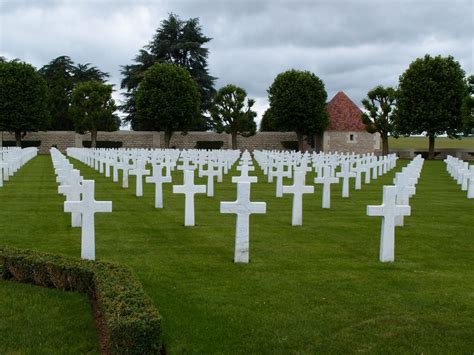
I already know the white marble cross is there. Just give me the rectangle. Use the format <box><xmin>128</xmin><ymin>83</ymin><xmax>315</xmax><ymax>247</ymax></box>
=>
<box><xmin>220</xmin><ymin>182</ymin><xmax>266</xmax><ymax>263</ymax></box>
<box><xmin>232</xmin><ymin>163</ymin><xmax>257</xmax><ymax>184</ymax></box>
<box><xmin>64</xmin><ymin>180</ymin><xmax>112</xmax><ymax>260</ymax></box>
<box><xmin>173</xmin><ymin>170</ymin><xmax>206</xmax><ymax>226</ymax></box>
<box><xmin>282</xmin><ymin>170</ymin><xmax>314</xmax><ymax>225</ymax></box>
<box><xmin>145</xmin><ymin>164</ymin><xmax>172</xmax><ymax>208</ymax></box>
<box><xmin>468</xmin><ymin>166</ymin><xmax>474</xmax><ymax>199</ymax></box>
<box><xmin>393</xmin><ymin>173</ymin><xmax>416</xmax><ymax>226</ymax></box>
<box><xmin>273</xmin><ymin>162</ymin><xmax>292</xmax><ymax>197</ymax></box>
<box><xmin>314</xmin><ymin>165</ymin><xmax>339</xmax><ymax>208</ymax></box>
<box><xmin>336</xmin><ymin>162</ymin><xmax>356</xmax><ymax>198</ymax></box>
<box><xmin>58</xmin><ymin>169</ymin><xmax>83</xmax><ymax>227</ymax></box>
<box><xmin>201</xmin><ymin>162</ymin><xmax>220</xmax><ymax>197</ymax></box>
<box><xmin>129</xmin><ymin>159</ymin><xmax>150</xmax><ymax>197</ymax></box>
<box><xmin>367</xmin><ymin>185</ymin><xmax>411</xmax><ymax>262</ymax></box>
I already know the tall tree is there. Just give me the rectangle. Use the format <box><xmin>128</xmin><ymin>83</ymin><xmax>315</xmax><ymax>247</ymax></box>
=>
<box><xmin>361</xmin><ymin>86</ymin><xmax>397</xmax><ymax>155</ymax></box>
<box><xmin>121</xmin><ymin>13</ymin><xmax>215</xmax><ymax>130</ymax></box>
<box><xmin>39</xmin><ymin>56</ymin><xmax>76</xmax><ymax>130</ymax></box>
<box><xmin>135</xmin><ymin>63</ymin><xmax>200</xmax><ymax>148</ymax></box>
<box><xmin>0</xmin><ymin>60</ymin><xmax>49</xmax><ymax>146</ymax></box>
<box><xmin>73</xmin><ymin>63</ymin><xmax>110</xmax><ymax>83</ymax></box>
<box><xmin>267</xmin><ymin>69</ymin><xmax>328</xmax><ymax>151</ymax></box>
<box><xmin>210</xmin><ymin>84</ymin><xmax>257</xmax><ymax>149</ymax></box>
<box><xmin>395</xmin><ymin>55</ymin><xmax>466</xmax><ymax>159</ymax></box>
<box><xmin>461</xmin><ymin>75</ymin><xmax>474</xmax><ymax>135</ymax></box>
<box><xmin>70</xmin><ymin>81</ymin><xmax>118</xmax><ymax>148</ymax></box>
<box><xmin>40</xmin><ymin>56</ymin><xmax>111</xmax><ymax>131</ymax></box>
<box><xmin>260</xmin><ymin>107</ymin><xmax>279</xmax><ymax>132</ymax></box>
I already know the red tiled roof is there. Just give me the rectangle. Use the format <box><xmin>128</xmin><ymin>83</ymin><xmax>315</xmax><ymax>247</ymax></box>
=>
<box><xmin>326</xmin><ymin>91</ymin><xmax>366</xmax><ymax>131</ymax></box>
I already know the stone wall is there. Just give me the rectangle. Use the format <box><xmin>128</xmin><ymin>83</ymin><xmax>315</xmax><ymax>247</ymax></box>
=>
<box><xmin>324</xmin><ymin>131</ymin><xmax>381</xmax><ymax>154</ymax></box>
<box><xmin>1</xmin><ymin>130</ymin><xmax>379</xmax><ymax>154</ymax></box>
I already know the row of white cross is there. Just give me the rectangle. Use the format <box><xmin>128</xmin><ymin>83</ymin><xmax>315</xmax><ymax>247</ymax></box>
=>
<box><xmin>0</xmin><ymin>147</ymin><xmax>38</xmax><ymax>187</ymax></box>
<box><xmin>63</xmin><ymin>147</ymin><xmax>416</xmax><ymax>264</ymax></box>
<box><xmin>367</xmin><ymin>155</ymin><xmax>424</xmax><ymax>262</ymax></box>
<box><xmin>51</xmin><ymin>148</ymin><xmax>112</xmax><ymax>261</ymax></box>
<box><xmin>444</xmin><ymin>155</ymin><xmax>474</xmax><ymax>198</ymax></box>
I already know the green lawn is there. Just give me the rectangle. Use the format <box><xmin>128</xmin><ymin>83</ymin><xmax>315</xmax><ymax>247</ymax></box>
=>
<box><xmin>389</xmin><ymin>136</ymin><xmax>474</xmax><ymax>149</ymax></box>
<box><xmin>0</xmin><ymin>280</ymin><xmax>99</xmax><ymax>354</ymax></box>
<box><xmin>0</xmin><ymin>155</ymin><xmax>473</xmax><ymax>353</ymax></box>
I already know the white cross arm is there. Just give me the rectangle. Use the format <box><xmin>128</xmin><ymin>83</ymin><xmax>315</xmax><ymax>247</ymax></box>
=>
<box><xmin>220</xmin><ymin>201</ymin><xmax>266</xmax><ymax>215</ymax></box>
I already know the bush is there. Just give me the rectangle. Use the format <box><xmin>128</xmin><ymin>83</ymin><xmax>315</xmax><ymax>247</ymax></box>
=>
<box><xmin>0</xmin><ymin>246</ymin><xmax>162</xmax><ymax>354</ymax></box>
<box><xmin>2</xmin><ymin>140</ymin><xmax>41</xmax><ymax>148</ymax></box>
<box><xmin>281</xmin><ymin>141</ymin><xmax>299</xmax><ymax>151</ymax></box>
<box><xmin>82</xmin><ymin>141</ymin><xmax>123</xmax><ymax>149</ymax></box>
<box><xmin>195</xmin><ymin>141</ymin><xmax>224</xmax><ymax>150</ymax></box>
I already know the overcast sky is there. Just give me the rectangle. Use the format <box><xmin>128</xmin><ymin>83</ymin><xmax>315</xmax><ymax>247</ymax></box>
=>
<box><xmin>1</xmin><ymin>0</ymin><xmax>472</xmax><ymax>128</ymax></box>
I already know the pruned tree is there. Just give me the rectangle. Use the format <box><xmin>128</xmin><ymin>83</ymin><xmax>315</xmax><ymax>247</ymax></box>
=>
<box><xmin>0</xmin><ymin>60</ymin><xmax>49</xmax><ymax>146</ymax></box>
<box><xmin>395</xmin><ymin>55</ymin><xmax>466</xmax><ymax>159</ymax></box>
<box><xmin>70</xmin><ymin>81</ymin><xmax>118</xmax><ymax>148</ymax></box>
<box><xmin>267</xmin><ymin>69</ymin><xmax>328</xmax><ymax>151</ymax></box>
<box><xmin>259</xmin><ymin>107</ymin><xmax>279</xmax><ymax>132</ymax></box>
<box><xmin>121</xmin><ymin>13</ymin><xmax>215</xmax><ymax>130</ymax></box>
<box><xmin>361</xmin><ymin>86</ymin><xmax>397</xmax><ymax>155</ymax></box>
<box><xmin>135</xmin><ymin>63</ymin><xmax>200</xmax><ymax>148</ymax></box>
<box><xmin>461</xmin><ymin>75</ymin><xmax>474</xmax><ymax>135</ymax></box>
<box><xmin>210</xmin><ymin>84</ymin><xmax>257</xmax><ymax>149</ymax></box>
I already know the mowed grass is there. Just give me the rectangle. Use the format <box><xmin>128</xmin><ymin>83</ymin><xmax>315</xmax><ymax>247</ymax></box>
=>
<box><xmin>0</xmin><ymin>280</ymin><xmax>99</xmax><ymax>354</ymax></box>
<box><xmin>0</xmin><ymin>155</ymin><xmax>473</xmax><ymax>353</ymax></box>
<box><xmin>389</xmin><ymin>136</ymin><xmax>474</xmax><ymax>149</ymax></box>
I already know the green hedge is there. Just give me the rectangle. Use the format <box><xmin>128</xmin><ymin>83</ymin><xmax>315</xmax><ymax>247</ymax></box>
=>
<box><xmin>0</xmin><ymin>246</ymin><xmax>162</xmax><ymax>354</ymax></box>
<box><xmin>195</xmin><ymin>140</ymin><xmax>224</xmax><ymax>150</ymax></box>
<box><xmin>281</xmin><ymin>141</ymin><xmax>299</xmax><ymax>151</ymax></box>
<box><xmin>82</xmin><ymin>141</ymin><xmax>123</xmax><ymax>149</ymax></box>
<box><xmin>2</xmin><ymin>140</ymin><xmax>42</xmax><ymax>148</ymax></box>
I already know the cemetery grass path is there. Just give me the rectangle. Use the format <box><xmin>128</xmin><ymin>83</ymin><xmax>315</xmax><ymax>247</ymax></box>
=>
<box><xmin>1</xmin><ymin>155</ymin><xmax>473</xmax><ymax>353</ymax></box>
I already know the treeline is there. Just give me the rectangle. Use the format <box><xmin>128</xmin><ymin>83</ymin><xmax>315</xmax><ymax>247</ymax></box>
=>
<box><xmin>0</xmin><ymin>13</ymin><xmax>472</xmax><ymax>157</ymax></box>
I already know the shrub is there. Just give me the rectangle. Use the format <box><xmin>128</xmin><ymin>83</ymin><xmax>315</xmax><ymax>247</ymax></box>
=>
<box><xmin>281</xmin><ymin>141</ymin><xmax>299</xmax><ymax>151</ymax></box>
<box><xmin>0</xmin><ymin>246</ymin><xmax>162</xmax><ymax>354</ymax></box>
<box><xmin>82</xmin><ymin>140</ymin><xmax>123</xmax><ymax>149</ymax></box>
<box><xmin>195</xmin><ymin>140</ymin><xmax>224</xmax><ymax>150</ymax></box>
<box><xmin>2</xmin><ymin>140</ymin><xmax>42</xmax><ymax>148</ymax></box>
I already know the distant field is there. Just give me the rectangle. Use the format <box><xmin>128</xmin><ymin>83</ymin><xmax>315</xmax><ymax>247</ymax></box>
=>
<box><xmin>389</xmin><ymin>136</ymin><xmax>474</xmax><ymax>150</ymax></box>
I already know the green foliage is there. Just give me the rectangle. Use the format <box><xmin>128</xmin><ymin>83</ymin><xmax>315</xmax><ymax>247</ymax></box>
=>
<box><xmin>195</xmin><ymin>141</ymin><xmax>224</xmax><ymax>149</ymax></box>
<box><xmin>395</xmin><ymin>55</ymin><xmax>466</xmax><ymax>138</ymax></box>
<box><xmin>70</xmin><ymin>81</ymin><xmax>119</xmax><ymax>142</ymax></box>
<box><xmin>0</xmin><ymin>60</ymin><xmax>49</xmax><ymax>142</ymax></box>
<box><xmin>0</xmin><ymin>246</ymin><xmax>162</xmax><ymax>354</ymax></box>
<box><xmin>40</xmin><ymin>56</ymin><xmax>110</xmax><ymax>131</ymax></box>
<box><xmin>281</xmin><ymin>141</ymin><xmax>299</xmax><ymax>151</ymax></box>
<box><xmin>210</xmin><ymin>84</ymin><xmax>256</xmax><ymax>148</ymax></box>
<box><xmin>267</xmin><ymin>69</ymin><xmax>328</xmax><ymax>149</ymax></box>
<box><xmin>135</xmin><ymin>63</ymin><xmax>200</xmax><ymax>146</ymax></box>
<box><xmin>260</xmin><ymin>107</ymin><xmax>280</xmax><ymax>131</ymax></box>
<box><xmin>461</xmin><ymin>75</ymin><xmax>474</xmax><ymax>135</ymax></box>
<box><xmin>361</xmin><ymin>86</ymin><xmax>397</xmax><ymax>154</ymax></box>
<box><xmin>121</xmin><ymin>13</ymin><xmax>215</xmax><ymax>130</ymax></box>
<box><xmin>82</xmin><ymin>141</ymin><xmax>123</xmax><ymax>149</ymax></box>
<box><xmin>2</xmin><ymin>140</ymin><xmax>42</xmax><ymax>148</ymax></box>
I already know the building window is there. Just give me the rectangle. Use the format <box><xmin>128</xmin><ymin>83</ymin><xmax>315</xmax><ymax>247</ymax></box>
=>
<box><xmin>347</xmin><ymin>133</ymin><xmax>357</xmax><ymax>143</ymax></box>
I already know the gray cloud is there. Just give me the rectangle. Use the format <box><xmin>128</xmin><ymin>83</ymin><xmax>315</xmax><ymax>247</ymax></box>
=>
<box><xmin>1</xmin><ymin>0</ymin><xmax>472</xmax><ymax>125</ymax></box>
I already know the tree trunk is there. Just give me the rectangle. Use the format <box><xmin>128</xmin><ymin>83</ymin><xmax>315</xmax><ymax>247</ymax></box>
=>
<box><xmin>91</xmin><ymin>130</ymin><xmax>97</xmax><ymax>148</ymax></box>
<box><xmin>231</xmin><ymin>132</ymin><xmax>238</xmax><ymax>150</ymax></box>
<box><xmin>315</xmin><ymin>132</ymin><xmax>324</xmax><ymax>152</ymax></box>
<box><xmin>382</xmin><ymin>134</ymin><xmax>389</xmax><ymax>155</ymax></box>
<box><xmin>15</xmin><ymin>131</ymin><xmax>21</xmax><ymax>147</ymax></box>
<box><xmin>428</xmin><ymin>134</ymin><xmax>435</xmax><ymax>159</ymax></box>
<box><xmin>296</xmin><ymin>132</ymin><xmax>304</xmax><ymax>152</ymax></box>
<box><xmin>164</xmin><ymin>130</ymin><xmax>172</xmax><ymax>149</ymax></box>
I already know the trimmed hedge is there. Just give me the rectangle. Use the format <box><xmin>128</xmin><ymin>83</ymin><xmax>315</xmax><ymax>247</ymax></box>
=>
<box><xmin>83</xmin><ymin>141</ymin><xmax>123</xmax><ymax>149</ymax></box>
<box><xmin>2</xmin><ymin>140</ymin><xmax>42</xmax><ymax>148</ymax></box>
<box><xmin>195</xmin><ymin>140</ymin><xmax>224</xmax><ymax>150</ymax></box>
<box><xmin>0</xmin><ymin>246</ymin><xmax>162</xmax><ymax>354</ymax></box>
<box><xmin>281</xmin><ymin>141</ymin><xmax>299</xmax><ymax>151</ymax></box>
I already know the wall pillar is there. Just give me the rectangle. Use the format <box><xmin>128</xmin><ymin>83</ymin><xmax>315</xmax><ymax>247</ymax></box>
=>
<box><xmin>152</xmin><ymin>132</ymin><xmax>161</xmax><ymax>148</ymax></box>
